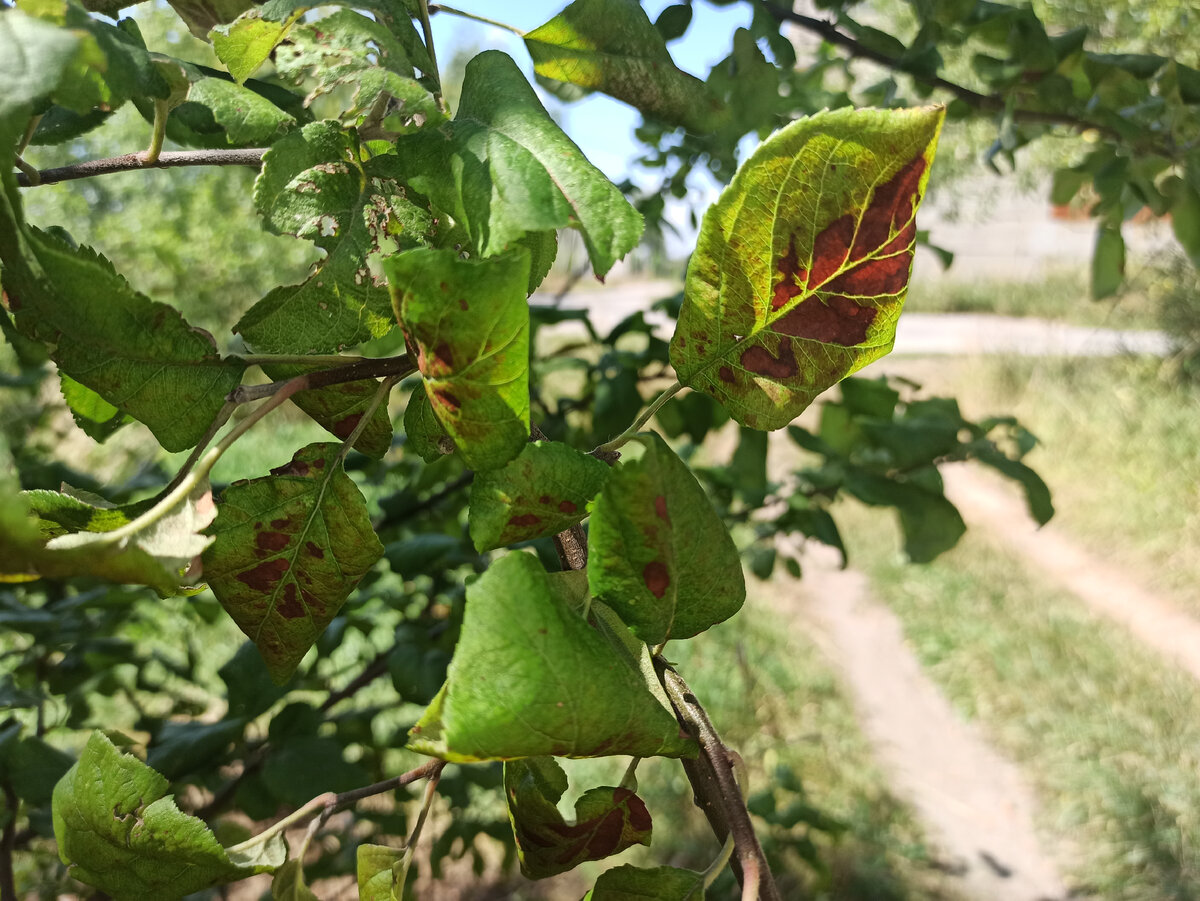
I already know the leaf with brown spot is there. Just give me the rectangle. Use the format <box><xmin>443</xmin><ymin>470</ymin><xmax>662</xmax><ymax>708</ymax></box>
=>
<box><xmin>258</xmin><ymin>362</ymin><xmax>393</xmax><ymax>459</ymax></box>
<box><xmin>202</xmin><ymin>442</ymin><xmax>383</xmax><ymax>683</ymax></box>
<box><xmin>588</xmin><ymin>432</ymin><xmax>744</xmax><ymax>644</ymax></box>
<box><xmin>504</xmin><ymin>756</ymin><xmax>652</xmax><ymax>879</ymax></box>
<box><xmin>385</xmin><ymin>246</ymin><xmax>531</xmax><ymax>471</ymax></box>
<box><xmin>670</xmin><ymin>106</ymin><xmax>945</xmax><ymax>430</ymax></box>
<box><xmin>468</xmin><ymin>441</ymin><xmax>610</xmax><ymax>551</ymax></box>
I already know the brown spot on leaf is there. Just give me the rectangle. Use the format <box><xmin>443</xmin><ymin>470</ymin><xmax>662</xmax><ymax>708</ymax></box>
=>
<box><xmin>332</xmin><ymin>413</ymin><xmax>362</xmax><ymax>439</ymax></box>
<box><xmin>740</xmin><ymin>340</ymin><xmax>799</xmax><ymax>379</ymax></box>
<box><xmin>271</xmin><ymin>518</ymin><xmax>290</xmax><ymax>530</ymax></box>
<box><xmin>271</xmin><ymin>458</ymin><xmax>310</xmax><ymax>477</ymax></box>
<box><xmin>558</xmin><ymin>500</ymin><xmax>578</xmax><ymax>514</ymax></box>
<box><xmin>433</xmin><ymin>389</ymin><xmax>461</xmax><ymax>411</ymax></box>
<box><xmin>458</xmin><ymin>298</ymin><xmax>469</xmax><ymax>311</ymax></box>
<box><xmin>236</xmin><ymin>558</ymin><xmax>290</xmax><ymax>592</ymax></box>
<box><xmin>539</xmin><ymin>495</ymin><xmax>553</xmax><ymax>505</ymax></box>
<box><xmin>771</xmin><ymin>238</ymin><xmax>808</xmax><ymax>310</ymax></box>
<box><xmin>654</xmin><ymin>495</ymin><xmax>669</xmax><ymax>523</ymax></box>
<box><xmin>276</xmin><ymin>583</ymin><xmax>305</xmax><ymax>619</ymax></box>
<box><xmin>718</xmin><ymin>365</ymin><xmax>735</xmax><ymax>384</ymax></box>
<box><xmin>305</xmin><ymin>541</ymin><xmax>325</xmax><ymax>559</ymax></box>
<box><xmin>643</xmin><ymin>561</ymin><xmax>669</xmax><ymax>598</ymax></box>
<box><xmin>508</xmin><ymin>513</ymin><xmax>541</xmax><ymax>527</ymax></box>
<box><xmin>615</xmin><ymin>788</ymin><xmax>652</xmax><ymax>832</ymax></box>
<box><xmin>775</xmin><ymin>295</ymin><xmax>877</xmax><ymax>346</ymax></box>
<box><xmin>256</xmin><ymin>531</ymin><xmax>290</xmax><ymax>552</ymax></box>
<box><xmin>808</xmin><ymin>214</ymin><xmax>855</xmax><ymax>287</ymax></box>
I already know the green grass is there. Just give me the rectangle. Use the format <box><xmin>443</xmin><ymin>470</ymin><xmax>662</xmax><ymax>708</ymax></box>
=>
<box><xmin>838</xmin><ymin>500</ymin><xmax>1200</xmax><ymax>900</ymax></box>
<box><xmin>907</xmin><ymin>268</ymin><xmax>1160</xmax><ymax>329</ymax></box>
<box><xmin>915</xmin><ymin>355</ymin><xmax>1200</xmax><ymax>611</ymax></box>
<box><xmin>558</xmin><ymin>602</ymin><xmax>962</xmax><ymax>900</ymax></box>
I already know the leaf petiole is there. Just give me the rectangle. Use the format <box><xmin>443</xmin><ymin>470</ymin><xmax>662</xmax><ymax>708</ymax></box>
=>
<box><xmin>141</xmin><ymin>99</ymin><xmax>169</xmax><ymax>165</ymax></box>
<box><xmin>594</xmin><ymin>381</ymin><xmax>686</xmax><ymax>455</ymax></box>
<box><xmin>335</xmin><ymin>374</ymin><xmax>400</xmax><ymax>464</ymax></box>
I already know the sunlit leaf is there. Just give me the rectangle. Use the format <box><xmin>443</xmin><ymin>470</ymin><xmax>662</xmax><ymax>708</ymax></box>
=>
<box><xmin>0</xmin><ymin>9</ymin><xmax>82</xmax><ymax>121</ymax></box>
<box><xmin>525</xmin><ymin>0</ymin><xmax>722</xmax><ymax>132</ymax></box>
<box><xmin>203</xmin><ymin>442</ymin><xmax>385</xmax><ymax>683</ymax></box>
<box><xmin>505</xmin><ymin>756</ymin><xmax>651</xmax><ymax>879</ymax></box>
<box><xmin>52</xmin><ymin>732</ymin><xmax>274</xmax><ymax>898</ymax></box>
<box><xmin>392</xmin><ymin>50</ymin><xmax>643</xmax><ymax>278</ymax></box>
<box><xmin>260</xmin><ymin>362</ymin><xmax>393</xmax><ymax>458</ymax></box>
<box><xmin>588</xmin><ymin>432</ymin><xmax>745</xmax><ymax>644</ymax></box>
<box><xmin>670</xmin><ymin>106</ymin><xmax>945</xmax><ymax>430</ymax></box>
<box><xmin>357</xmin><ymin>843</ymin><xmax>411</xmax><ymax>901</ymax></box>
<box><xmin>468</xmin><ymin>441</ymin><xmax>610</xmax><ymax>551</ymax></box>
<box><xmin>406</xmin><ymin>552</ymin><xmax>695</xmax><ymax>761</ymax></box>
<box><xmin>385</xmin><ymin>246</ymin><xmax>530</xmax><ymax>471</ymax></box>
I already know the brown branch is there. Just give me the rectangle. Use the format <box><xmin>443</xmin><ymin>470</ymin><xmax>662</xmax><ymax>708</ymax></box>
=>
<box><xmin>320</xmin><ymin>647</ymin><xmax>392</xmax><ymax>713</ymax></box>
<box><xmin>656</xmin><ymin>659</ymin><xmax>783</xmax><ymax>901</ymax></box>
<box><xmin>15</xmin><ymin>148</ymin><xmax>266</xmax><ymax>187</ymax></box>
<box><xmin>0</xmin><ymin>783</ymin><xmax>18</xmax><ymax>901</ymax></box>
<box><xmin>228</xmin><ymin>354</ymin><xmax>417</xmax><ymax>404</ymax></box>
<box><xmin>760</xmin><ymin>1</ymin><xmax>1128</xmax><ymax>143</ymax></box>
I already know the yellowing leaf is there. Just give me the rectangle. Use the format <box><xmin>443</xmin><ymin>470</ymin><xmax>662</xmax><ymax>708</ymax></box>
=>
<box><xmin>670</xmin><ymin>106</ymin><xmax>945</xmax><ymax>430</ymax></box>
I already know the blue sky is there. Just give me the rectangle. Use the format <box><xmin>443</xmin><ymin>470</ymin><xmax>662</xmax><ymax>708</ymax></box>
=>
<box><xmin>429</xmin><ymin>1</ymin><xmax>753</xmax><ymax>185</ymax></box>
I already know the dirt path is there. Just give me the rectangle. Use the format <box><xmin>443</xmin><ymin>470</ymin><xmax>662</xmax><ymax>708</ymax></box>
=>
<box><xmin>783</xmin><ymin>547</ymin><xmax>1072</xmax><ymax>901</ymax></box>
<box><xmin>942</xmin><ymin>465</ymin><xmax>1200</xmax><ymax>684</ymax></box>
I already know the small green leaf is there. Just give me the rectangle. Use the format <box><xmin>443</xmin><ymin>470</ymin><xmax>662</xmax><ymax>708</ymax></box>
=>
<box><xmin>212</xmin><ymin>13</ymin><xmax>300</xmax><ymax>83</ymax></box>
<box><xmin>525</xmin><ymin>0</ymin><xmax>721</xmax><ymax>132</ymax></box>
<box><xmin>844</xmin><ymin>469</ymin><xmax>965</xmax><ymax>562</ymax></box>
<box><xmin>385</xmin><ymin>246</ymin><xmax>531</xmax><ymax>471</ymax></box>
<box><xmin>584</xmin><ymin>864</ymin><xmax>706</xmax><ymax>900</ymax></box>
<box><xmin>588</xmin><ymin>432</ymin><xmax>745</xmax><ymax>645</ymax></box>
<box><xmin>236</xmin><ymin>121</ymin><xmax>436</xmax><ymax>354</ymax></box>
<box><xmin>469</xmin><ymin>441</ymin><xmax>610</xmax><ymax>551</ymax></box>
<box><xmin>505</xmin><ymin>756</ymin><xmax>652</xmax><ymax>879</ymax></box>
<box><xmin>184</xmin><ymin>77</ymin><xmax>294</xmax><ymax>144</ymax></box>
<box><xmin>271</xmin><ymin>859</ymin><xmax>320</xmax><ymax>901</ymax></box>
<box><xmin>670</xmin><ymin>106</ymin><xmax>945</xmax><ymax>430</ymax></box>
<box><xmin>973</xmin><ymin>450</ymin><xmax>1054</xmax><ymax>526</ymax></box>
<box><xmin>52</xmin><ymin>732</ymin><xmax>271</xmax><ymax>899</ymax></box>
<box><xmin>393</xmin><ymin>50</ymin><xmax>643</xmax><ymax>278</ymax></box>
<box><xmin>202</xmin><ymin>442</ymin><xmax>385</xmax><ymax>683</ymax></box>
<box><xmin>1170</xmin><ymin>183</ymin><xmax>1200</xmax><ymax>268</ymax></box>
<box><xmin>406</xmin><ymin>552</ymin><xmax>695</xmax><ymax>762</ymax></box>
<box><xmin>357</xmin><ymin>843</ymin><xmax>411</xmax><ymax>901</ymax></box>
<box><xmin>1091</xmin><ymin>223</ymin><xmax>1125</xmax><ymax>300</ymax></box>
<box><xmin>402</xmin><ymin>387</ymin><xmax>452</xmax><ymax>461</ymax></box>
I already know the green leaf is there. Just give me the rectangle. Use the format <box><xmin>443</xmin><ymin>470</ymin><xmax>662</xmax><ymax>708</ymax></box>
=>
<box><xmin>385</xmin><ymin>247</ymin><xmax>531</xmax><ymax>471</ymax></box>
<box><xmin>1091</xmin><ymin>222</ymin><xmax>1125</xmax><ymax>300</ymax></box>
<box><xmin>406</xmin><ymin>552</ymin><xmax>695</xmax><ymax>762</ymax></box>
<box><xmin>273</xmin><ymin>9</ymin><xmax>439</xmax><ymax>128</ymax></box>
<box><xmin>236</xmin><ymin>121</ymin><xmax>436</xmax><ymax>354</ymax></box>
<box><xmin>844</xmin><ymin>469</ymin><xmax>965</xmax><ymax>562</ymax></box>
<box><xmin>669</xmin><ymin>106</ymin><xmax>945</xmax><ymax>430</ymax></box>
<box><xmin>504</xmin><ymin>756</ymin><xmax>652</xmax><ymax>879</ymax></box>
<box><xmin>184</xmin><ymin>76</ymin><xmax>294</xmax><ymax>144</ymax></box>
<box><xmin>972</xmin><ymin>450</ymin><xmax>1054</xmax><ymax>526</ymax></box>
<box><xmin>524</xmin><ymin>0</ymin><xmax>721</xmax><ymax>132</ymax></box>
<box><xmin>0</xmin><ymin>734</ymin><xmax>74</xmax><ymax>808</ymax></box>
<box><xmin>59</xmin><ymin>373</ymin><xmax>131</xmax><ymax>442</ymax></box>
<box><xmin>392</xmin><ymin>50</ymin><xmax>643</xmax><ymax>278</ymax></box>
<box><xmin>584</xmin><ymin>864</ymin><xmax>706</xmax><ymax>900</ymax></box>
<box><xmin>0</xmin><ymin>185</ymin><xmax>245</xmax><ymax>450</ymax></box>
<box><xmin>271</xmin><ymin>859</ymin><xmax>320</xmax><ymax>901</ymax></box>
<box><xmin>588</xmin><ymin>432</ymin><xmax>745</xmax><ymax>645</ymax></box>
<box><xmin>468</xmin><ymin>441</ymin><xmax>610</xmax><ymax>551</ymax></box>
<box><xmin>202</xmin><ymin>442</ymin><xmax>385</xmax><ymax>683</ymax></box>
<box><xmin>357</xmin><ymin>843</ymin><xmax>411</xmax><ymax>901</ymax></box>
<box><xmin>213</xmin><ymin>0</ymin><xmax>431</xmax><ymax>83</ymax></box>
<box><xmin>0</xmin><ymin>9</ymin><xmax>82</xmax><ymax>122</ymax></box>
<box><xmin>402</xmin><ymin>387</ymin><xmax>452</xmax><ymax>461</ymax></box>
<box><xmin>654</xmin><ymin>4</ymin><xmax>693</xmax><ymax>42</ymax></box>
<box><xmin>260</xmin><ymin>363</ymin><xmax>393</xmax><ymax>458</ymax></box>
<box><xmin>52</xmin><ymin>732</ymin><xmax>272</xmax><ymax>899</ymax></box>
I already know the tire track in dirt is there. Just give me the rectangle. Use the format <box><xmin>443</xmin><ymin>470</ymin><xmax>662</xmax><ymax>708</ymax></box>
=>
<box><xmin>942</xmin><ymin>464</ymin><xmax>1200</xmax><ymax>684</ymax></box>
<box><xmin>782</xmin><ymin>547</ymin><xmax>1072</xmax><ymax>901</ymax></box>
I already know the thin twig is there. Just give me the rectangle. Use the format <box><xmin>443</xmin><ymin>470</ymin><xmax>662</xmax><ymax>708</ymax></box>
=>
<box><xmin>593</xmin><ymin>381</ymin><xmax>685</xmax><ymax>455</ymax></box>
<box><xmin>656</xmin><ymin>659</ymin><xmax>783</xmax><ymax>901</ymax></box>
<box><xmin>417</xmin><ymin>0</ymin><xmax>448</xmax><ymax>114</ymax></box>
<box><xmin>15</xmin><ymin>148</ymin><xmax>266</xmax><ymax>187</ymax></box>
<box><xmin>320</xmin><ymin>648</ymin><xmax>392</xmax><ymax>712</ymax></box>
<box><xmin>429</xmin><ymin>3</ymin><xmax>525</xmax><ymax>37</ymax></box>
